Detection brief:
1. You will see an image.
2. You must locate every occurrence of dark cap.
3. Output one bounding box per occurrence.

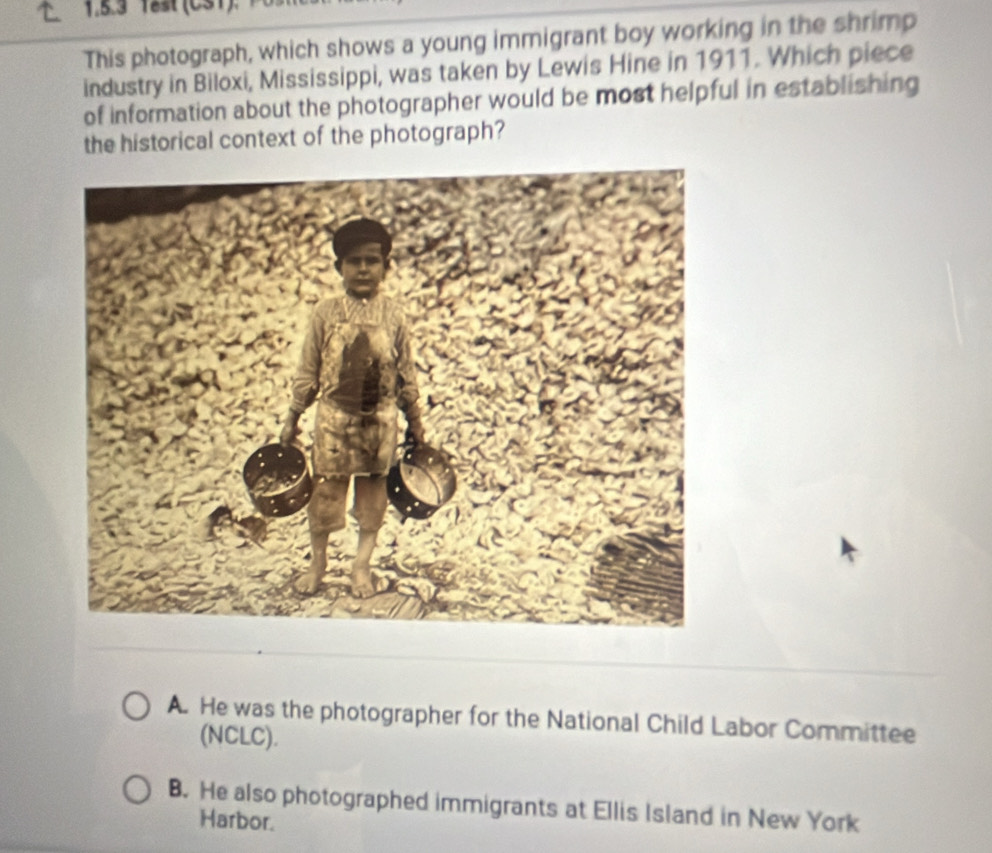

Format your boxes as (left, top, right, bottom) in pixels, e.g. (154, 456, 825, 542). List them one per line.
(332, 218, 392, 260)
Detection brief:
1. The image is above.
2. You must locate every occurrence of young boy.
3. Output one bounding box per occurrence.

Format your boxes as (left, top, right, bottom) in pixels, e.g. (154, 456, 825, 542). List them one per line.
(280, 218, 425, 598)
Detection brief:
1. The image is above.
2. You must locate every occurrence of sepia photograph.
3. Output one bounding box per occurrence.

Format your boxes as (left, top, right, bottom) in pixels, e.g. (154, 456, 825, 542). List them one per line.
(86, 173, 684, 624)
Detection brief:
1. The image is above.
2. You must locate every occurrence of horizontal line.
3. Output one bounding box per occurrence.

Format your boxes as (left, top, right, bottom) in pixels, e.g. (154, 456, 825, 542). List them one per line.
(4, 0, 883, 48)
(90, 645, 936, 678)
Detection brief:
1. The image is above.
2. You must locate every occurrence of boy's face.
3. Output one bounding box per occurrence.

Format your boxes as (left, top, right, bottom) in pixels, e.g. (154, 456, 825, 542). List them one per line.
(338, 241, 387, 299)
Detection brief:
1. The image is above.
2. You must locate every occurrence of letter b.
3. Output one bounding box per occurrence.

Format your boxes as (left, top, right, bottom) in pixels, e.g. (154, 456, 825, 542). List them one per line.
(169, 778, 184, 798)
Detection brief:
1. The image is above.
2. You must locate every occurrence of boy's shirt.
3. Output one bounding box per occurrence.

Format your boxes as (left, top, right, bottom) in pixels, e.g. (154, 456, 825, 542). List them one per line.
(290, 291, 419, 417)
(289, 293, 421, 477)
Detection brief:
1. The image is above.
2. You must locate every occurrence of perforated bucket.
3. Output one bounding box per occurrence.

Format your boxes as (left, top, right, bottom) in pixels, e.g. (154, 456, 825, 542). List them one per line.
(387, 443, 456, 519)
(242, 443, 312, 517)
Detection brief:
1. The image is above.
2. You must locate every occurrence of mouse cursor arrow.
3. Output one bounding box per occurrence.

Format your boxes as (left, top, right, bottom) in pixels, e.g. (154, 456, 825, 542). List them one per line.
(840, 537, 859, 563)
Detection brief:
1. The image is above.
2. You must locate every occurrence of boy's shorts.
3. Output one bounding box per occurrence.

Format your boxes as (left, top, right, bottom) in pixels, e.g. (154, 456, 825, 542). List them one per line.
(313, 401, 397, 477)
(308, 475, 388, 534)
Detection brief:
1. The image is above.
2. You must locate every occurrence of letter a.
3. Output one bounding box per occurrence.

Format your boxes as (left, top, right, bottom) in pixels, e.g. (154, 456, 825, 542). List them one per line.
(168, 694, 188, 714)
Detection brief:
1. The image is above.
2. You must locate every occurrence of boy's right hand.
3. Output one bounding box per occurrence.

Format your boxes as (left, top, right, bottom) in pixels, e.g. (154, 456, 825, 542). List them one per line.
(280, 414, 301, 446)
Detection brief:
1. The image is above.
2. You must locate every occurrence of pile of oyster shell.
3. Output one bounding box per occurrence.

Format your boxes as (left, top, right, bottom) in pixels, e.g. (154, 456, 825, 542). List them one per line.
(86, 173, 684, 624)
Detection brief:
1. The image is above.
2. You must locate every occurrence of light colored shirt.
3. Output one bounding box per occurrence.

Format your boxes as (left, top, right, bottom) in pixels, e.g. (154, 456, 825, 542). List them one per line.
(290, 292, 420, 420)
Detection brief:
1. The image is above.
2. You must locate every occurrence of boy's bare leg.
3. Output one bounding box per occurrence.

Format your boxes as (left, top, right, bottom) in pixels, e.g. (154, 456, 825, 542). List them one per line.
(350, 475, 387, 598)
(295, 530, 329, 595)
(295, 476, 348, 596)
(350, 529, 378, 598)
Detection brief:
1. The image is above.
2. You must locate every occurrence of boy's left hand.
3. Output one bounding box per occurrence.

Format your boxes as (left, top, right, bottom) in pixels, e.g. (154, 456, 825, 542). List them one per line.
(406, 419, 426, 446)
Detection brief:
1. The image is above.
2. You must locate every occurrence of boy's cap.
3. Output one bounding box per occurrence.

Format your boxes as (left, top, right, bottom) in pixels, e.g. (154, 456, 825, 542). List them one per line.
(332, 218, 392, 260)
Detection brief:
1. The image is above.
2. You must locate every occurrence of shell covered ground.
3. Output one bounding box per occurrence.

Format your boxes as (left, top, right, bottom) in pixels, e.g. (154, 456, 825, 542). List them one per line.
(86, 173, 684, 624)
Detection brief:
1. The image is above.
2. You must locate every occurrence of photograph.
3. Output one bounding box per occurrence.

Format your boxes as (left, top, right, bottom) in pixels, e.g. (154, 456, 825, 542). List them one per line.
(86, 172, 684, 624)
